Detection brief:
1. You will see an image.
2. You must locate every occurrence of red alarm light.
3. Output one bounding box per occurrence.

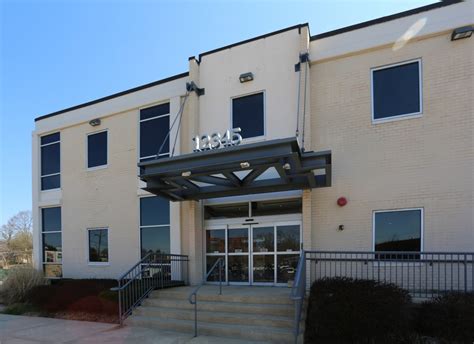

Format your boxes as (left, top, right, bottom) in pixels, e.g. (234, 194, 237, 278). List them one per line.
(337, 197, 347, 207)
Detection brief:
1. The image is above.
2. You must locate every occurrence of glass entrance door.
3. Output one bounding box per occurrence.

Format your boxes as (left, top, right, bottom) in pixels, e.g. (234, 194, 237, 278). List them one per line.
(205, 221, 301, 285)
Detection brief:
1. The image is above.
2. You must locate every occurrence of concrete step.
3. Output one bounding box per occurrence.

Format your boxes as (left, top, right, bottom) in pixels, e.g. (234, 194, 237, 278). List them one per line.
(126, 315, 295, 343)
(142, 298, 294, 316)
(134, 306, 294, 328)
(151, 288, 294, 305)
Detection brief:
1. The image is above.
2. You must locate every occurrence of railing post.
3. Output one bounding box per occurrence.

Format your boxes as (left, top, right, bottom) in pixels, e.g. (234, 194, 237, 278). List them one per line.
(464, 254, 468, 293)
(194, 295, 198, 337)
(219, 259, 222, 295)
(117, 279, 123, 326)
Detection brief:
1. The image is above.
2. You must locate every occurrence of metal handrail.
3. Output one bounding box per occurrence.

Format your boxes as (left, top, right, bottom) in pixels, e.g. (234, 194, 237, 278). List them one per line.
(112, 253, 189, 325)
(290, 251, 306, 344)
(188, 257, 224, 337)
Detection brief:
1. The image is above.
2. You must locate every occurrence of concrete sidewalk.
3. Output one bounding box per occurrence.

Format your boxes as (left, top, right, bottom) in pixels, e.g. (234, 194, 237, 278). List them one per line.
(0, 314, 269, 343)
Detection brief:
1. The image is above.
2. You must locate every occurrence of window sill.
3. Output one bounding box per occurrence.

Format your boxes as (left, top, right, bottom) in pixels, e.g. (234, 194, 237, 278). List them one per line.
(372, 112, 422, 124)
(87, 165, 108, 172)
(88, 262, 110, 266)
(40, 188, 61, 193)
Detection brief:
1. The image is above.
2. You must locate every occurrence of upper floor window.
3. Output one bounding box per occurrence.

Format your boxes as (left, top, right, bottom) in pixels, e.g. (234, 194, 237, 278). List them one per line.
(140, 103, 170, 162)
(371, 60, 422, 122)
(40, 132, 60, 190)
(374, 208, 422, 258)
(232, 92, 264, 139)
(87, 131, 108, 169)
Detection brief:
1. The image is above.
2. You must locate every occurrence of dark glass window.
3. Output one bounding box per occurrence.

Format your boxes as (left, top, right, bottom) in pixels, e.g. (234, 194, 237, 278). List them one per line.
(140, 226, 170, 256)
(87, 131, 107, 168)
(40, 132, 60, 190)
(139, 196, 170, 258)
(140, 196, 170, 226)
(140, 103, 170, 121)
(372, 61, 421, 120)
(277, 254, 298, 283)
(206, 229, 225, 253)
(277, 225, 300, 252)
(41, 132, 60, 145)
(88, 228, 109, 263)
(374, 209, 422, 253)
(140, 104, 170, 160)
(232, 92, 264, 139)
(253, 226, 274, 253)
(204, 202, 249, 219)
(228, 228, 249, 253)
(41, 206, 62, 277)
(251, 199, 302, 217)
(42, 207, 61, 232)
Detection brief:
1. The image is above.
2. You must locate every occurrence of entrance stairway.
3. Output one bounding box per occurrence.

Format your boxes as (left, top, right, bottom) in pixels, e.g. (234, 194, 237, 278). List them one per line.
(126, 285, 301, 343)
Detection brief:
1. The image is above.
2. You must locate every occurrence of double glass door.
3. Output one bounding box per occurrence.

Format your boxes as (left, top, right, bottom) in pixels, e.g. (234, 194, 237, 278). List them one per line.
(206, 222, 301, 285)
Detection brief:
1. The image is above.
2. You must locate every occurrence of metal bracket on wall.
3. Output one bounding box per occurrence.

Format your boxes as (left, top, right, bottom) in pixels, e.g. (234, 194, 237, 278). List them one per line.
(186, 81, 205, 96)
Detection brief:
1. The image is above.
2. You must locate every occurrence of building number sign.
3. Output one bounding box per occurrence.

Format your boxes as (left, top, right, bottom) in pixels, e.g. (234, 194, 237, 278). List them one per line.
(193, 128, 242, 152)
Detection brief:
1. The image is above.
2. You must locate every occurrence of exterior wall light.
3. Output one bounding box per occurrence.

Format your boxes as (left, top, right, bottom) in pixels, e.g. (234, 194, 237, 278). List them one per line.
(89, 118, 101, 126)
(239, 72, 254, 83)
(451, 26, 473, 41)
(283, 163, 291, 170)
(240, 162, 250, 168)
(181, 171, 191, 177)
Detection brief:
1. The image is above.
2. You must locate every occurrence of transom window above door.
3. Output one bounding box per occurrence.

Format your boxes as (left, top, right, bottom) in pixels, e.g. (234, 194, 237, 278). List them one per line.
(204, 198, 301, 220)
(232, 92, 264, 139)
(139, 103, 170, 162)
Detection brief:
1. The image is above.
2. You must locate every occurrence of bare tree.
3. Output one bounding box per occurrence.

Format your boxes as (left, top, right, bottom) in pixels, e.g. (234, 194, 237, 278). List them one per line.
(1, 211, 32, 243)
(0, 211, 33, 266)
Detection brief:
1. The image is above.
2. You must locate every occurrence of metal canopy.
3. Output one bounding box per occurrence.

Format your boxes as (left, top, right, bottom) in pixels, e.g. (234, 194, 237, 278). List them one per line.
(138, 137, 331, 201)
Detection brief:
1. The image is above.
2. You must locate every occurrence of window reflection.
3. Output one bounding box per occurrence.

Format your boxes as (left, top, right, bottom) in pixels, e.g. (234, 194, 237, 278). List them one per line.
(206, 229, 225, 253)
(253, 227, 274, 252)
(277, 225, 299, 252)
(228, 228, 248, 253)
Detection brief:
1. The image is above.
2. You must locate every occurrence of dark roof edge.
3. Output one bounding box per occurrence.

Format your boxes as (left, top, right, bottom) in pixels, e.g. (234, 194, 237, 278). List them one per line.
(198, 23, 309, 61)
(310, 0, 463, 41)
(35, 72, 189, 122)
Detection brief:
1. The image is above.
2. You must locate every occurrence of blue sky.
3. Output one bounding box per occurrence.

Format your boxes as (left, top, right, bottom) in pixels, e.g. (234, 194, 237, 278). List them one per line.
(0, 0, 435, 225)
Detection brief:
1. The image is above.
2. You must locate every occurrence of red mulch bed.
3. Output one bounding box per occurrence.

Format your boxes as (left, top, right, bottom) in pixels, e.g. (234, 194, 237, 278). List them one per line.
(26, 279, 119, 323)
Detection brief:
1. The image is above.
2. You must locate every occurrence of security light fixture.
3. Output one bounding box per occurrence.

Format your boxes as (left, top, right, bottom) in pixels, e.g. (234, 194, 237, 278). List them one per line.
(240, 162, 250, 168)
(181, 171, 191, 177)
(89, 118, 101, 126)
(451, 26, 473, 41)
(282, 163, 291, 170)
(239, 72, 254, 83)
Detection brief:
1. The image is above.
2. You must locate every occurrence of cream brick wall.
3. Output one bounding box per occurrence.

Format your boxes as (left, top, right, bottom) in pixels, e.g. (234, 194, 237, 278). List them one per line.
(309, 32, 473, 252)
(60, 110, 140, 278)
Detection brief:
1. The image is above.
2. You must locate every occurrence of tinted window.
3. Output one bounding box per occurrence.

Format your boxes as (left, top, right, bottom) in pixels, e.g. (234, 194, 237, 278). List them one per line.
(374, 209, 421, 252)
(204, 202, 249, 219)
(87, 131, 107, 168)
(40, 132, 60, 190)
(140, 226, 170, 256)
(251, 199, 302, 217)
(140, 196, 170, 226)
(41, 144, 60, 176)
(42, 207, 61, 232)
(277, 225, 300, 252)
(206, 229, 225, 253)
(140, 196, 170, 258)
(373, 61, 421, 120)
(232, 92, 264, 139)
(42, 233, 62, 262)
(41, 132, 60, 145)
(140, 103, 170, 121)
(140, 104, 170, 160)
(41, 175, 60, 190)
(89, 229, 108, 262)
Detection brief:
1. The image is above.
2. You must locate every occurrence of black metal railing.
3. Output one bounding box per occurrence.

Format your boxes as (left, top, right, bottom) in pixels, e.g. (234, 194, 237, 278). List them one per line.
(188, 257, 225, 337)
(307, 251, 474, 298)
(290, 252, 306, 344)
(112, 253, 189, 325)
(290, 250, 474, 344)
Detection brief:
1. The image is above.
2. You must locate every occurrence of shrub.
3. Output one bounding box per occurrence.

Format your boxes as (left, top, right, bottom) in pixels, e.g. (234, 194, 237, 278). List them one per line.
(417, 292, 474, 343)
(3, 303, 40, 315)
(0, 266, 48, 305)
(27, 279, 118, 315)
(305, 277, 412, 344)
